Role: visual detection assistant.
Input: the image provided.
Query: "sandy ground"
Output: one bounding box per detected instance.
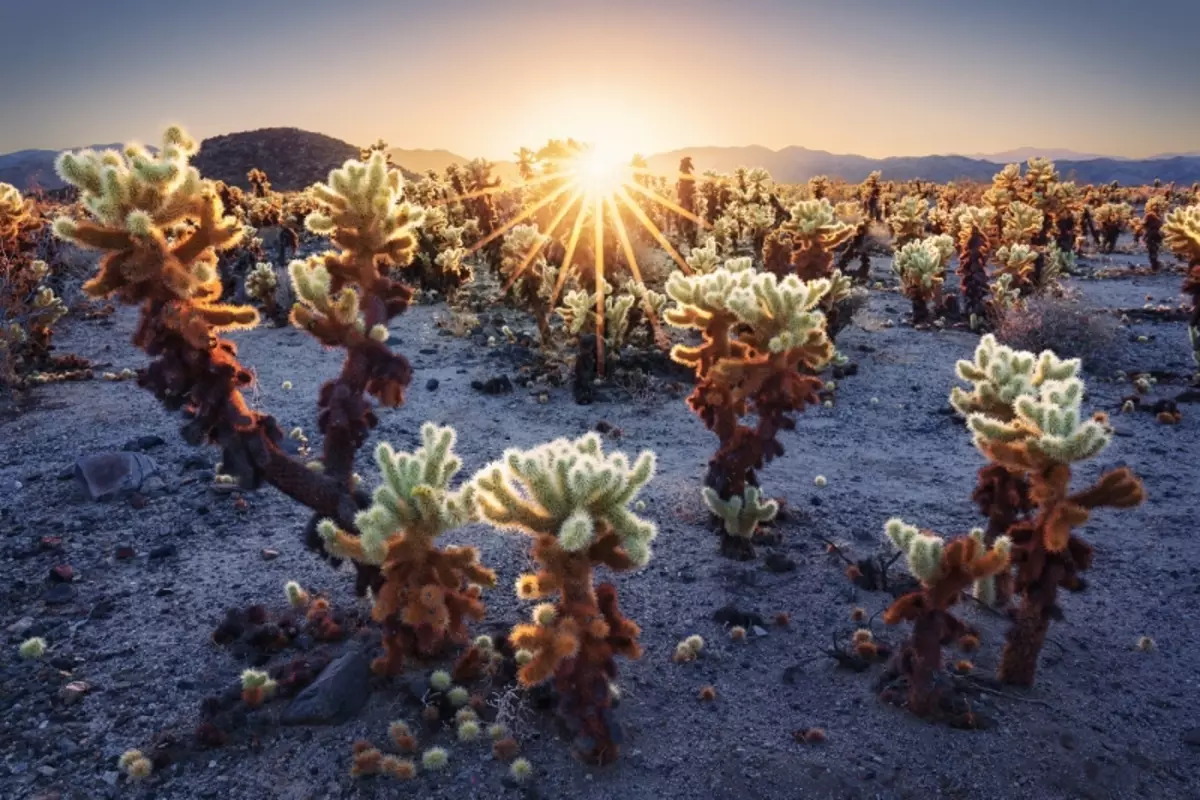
[1,244,1198,800]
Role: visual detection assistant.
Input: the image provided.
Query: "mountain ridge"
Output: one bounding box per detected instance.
[3,130,1197,191]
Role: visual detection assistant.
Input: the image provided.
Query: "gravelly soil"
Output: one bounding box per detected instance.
[2,247,1198,800]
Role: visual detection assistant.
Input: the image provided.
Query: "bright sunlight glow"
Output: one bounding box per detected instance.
[571,145,627,194]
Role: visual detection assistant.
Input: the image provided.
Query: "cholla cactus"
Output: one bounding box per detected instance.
[1161,203,1200,374]
[892,235,951,324]
[774,199,856,280]
[666,262,832,555]
[702,485,777,540]
[808,175,830,200]
[860,171,883,221]
[557,284,636,353]
[984,164,1022,236]
[499,223,555,343]
[1001,202,1043,247]
[886,196,929,247]
[993,243,1038,290]
[954,337,1145,686]
[1142,196,1168,271]
[1093,202,1132,253]
[880,517,1011,721]
[320,423,493,674]
[53,127,250,325]
[245,262,279,317]
[954,206,995,325]
[474,433,656,764]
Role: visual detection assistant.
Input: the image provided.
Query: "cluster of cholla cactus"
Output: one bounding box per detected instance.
[892,234,953,324]
[498,223,556,343]
[1093,202,1133,254]
[412,204,471,299]
[886,195,929,247]
[244,262,284,323]
[1163,204,1200,376]
[51,128,421,594]
[474,433,656,764]
[759,199,856,335]
[1,183,81,387]
[557,279,664,358]
[665,258,833,557]
[953,335,1145,685]
[319,424,494,675]
[880,518,1011,723]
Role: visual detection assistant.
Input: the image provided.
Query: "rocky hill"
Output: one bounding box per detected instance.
[191,127,363,191]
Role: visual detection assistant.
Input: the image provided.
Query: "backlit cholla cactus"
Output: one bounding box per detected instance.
[860,171,883,221]
[320,424,493,675]
[880,518,1011,723]
[245,262,279,318]
[557,281,639,354]
[684,236,722,274]
[984,163,1022,239]
[1001,202,1043,246]
[474,434,656,764]
[1162,203,1200,374]
[892,234,952,324]
[498,223,555,343]
[666,260,833,556]
[1093,202,1132,253]
[772,199,856,280]
[886,195,929,247]
[955,205,996,325]
[808,175,830,201]
[413,205,471,298]
[958,336,1145,686]
[993,243,1038,292]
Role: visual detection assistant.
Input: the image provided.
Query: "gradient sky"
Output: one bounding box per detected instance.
[2,0,1197,159]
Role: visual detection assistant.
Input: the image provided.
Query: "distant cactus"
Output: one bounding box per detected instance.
[886,196,929,247]
[892,235,952,324]
[880,518,1011,721]
[860,171,883,222]
[474,433,656,764]
[319,423,493,674]
[676,157,697,246]
[1142,196,1167,271]
[954,206,995,325]
[1094,202,1133,253]
[1162,203,1200,375]
[956,336,1145,685]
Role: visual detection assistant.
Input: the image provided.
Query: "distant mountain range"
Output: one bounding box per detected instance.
[3,130,1197,192]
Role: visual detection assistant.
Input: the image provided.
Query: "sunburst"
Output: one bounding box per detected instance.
[449,140,707,375]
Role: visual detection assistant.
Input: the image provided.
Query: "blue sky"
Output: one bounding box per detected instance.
[1,0,1195,158]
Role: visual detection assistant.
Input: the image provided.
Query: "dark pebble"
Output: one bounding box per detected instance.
[44,583,77,604]
[426,379,439,391]
[149,544,177,560]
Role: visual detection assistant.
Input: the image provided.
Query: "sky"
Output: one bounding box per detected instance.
[1,0,1197,159]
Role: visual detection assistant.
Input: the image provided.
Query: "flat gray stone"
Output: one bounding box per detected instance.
[73,453,157,501]
[281,649,370,725]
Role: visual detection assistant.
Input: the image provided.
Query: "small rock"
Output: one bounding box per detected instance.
[148,544,177,560]
[7,616,34,636]
[73,452,157,502]
[59,681,90,705]
[261,549,279,561]
[471,375,513,395]
[281,649,370,725]
[425,378,439,391]
[751,626,769,638]
[763,552,795,573]
[122,435,165,452]
[712,604,765,629]
[1183,728,1200,748]
[49,565,74,583]
[44,584,77,605]
[102,772,119,787]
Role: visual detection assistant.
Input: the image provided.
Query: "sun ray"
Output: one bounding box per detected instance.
[614,186,692,274]
[548,190,592,307]
[466,181,573,255]
[623,179,710,229]
[499,188,584,294]
[606,194,667,346]
[428,171,562,207]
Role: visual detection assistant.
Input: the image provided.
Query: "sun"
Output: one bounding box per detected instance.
[571,144,627,195]
[451,134,709,376]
